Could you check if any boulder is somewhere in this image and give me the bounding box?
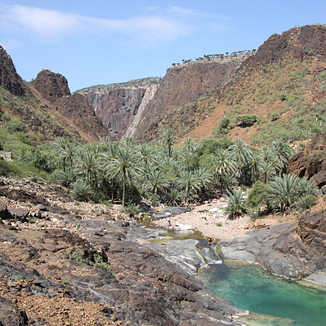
[7,208,29,222]
[0,200,10,219]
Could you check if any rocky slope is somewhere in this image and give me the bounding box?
[77,55,250,141]
[0,177,245,325]
[0,46,108,143]
[77,25,326,144]
[187,24,326,143]
[0,46,26,97]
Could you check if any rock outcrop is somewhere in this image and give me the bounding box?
[251,24,326,66]
[31,69,71,102]
[218,208,326,284]
[0,177,245,325]
[288,132,326,190]
[0,45,108,143]
[0,45,25,96]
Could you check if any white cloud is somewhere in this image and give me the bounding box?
[0,4,226,47]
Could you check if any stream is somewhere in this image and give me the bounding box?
[145,225,326,326]
[196,245,326,326]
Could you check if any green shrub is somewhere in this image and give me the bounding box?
[235,114,257,127]
[5,118,27,133]
[247,181,271,208]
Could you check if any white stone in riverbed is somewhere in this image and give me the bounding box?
[175,223,193,230]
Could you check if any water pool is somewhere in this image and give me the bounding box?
[197,260,326,326]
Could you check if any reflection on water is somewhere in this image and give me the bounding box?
[149,229,206,242]
[197,260,326,326]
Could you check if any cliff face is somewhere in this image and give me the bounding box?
[78,78,160,140]
[0,45,108,143]
[31,69,71,102]
[77,55,249,141]
[288,132,326,190]
[0,46,25,96]
[134,56,249,142]
[93,87,149,139]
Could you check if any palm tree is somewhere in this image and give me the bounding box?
[213,149,237,192]
[160,128,177,157]
[74,144,101,188]
[97,141,120,202]
[141,164,170,196]
[224,189,247,219]
[191,167,213,198]
[270,141,295,175]
[229,139,253,185]
[246,150,264,184]
[71,179,93,201]
[103,146,140,206]
[269,174,317,212]
[177,169,207,203]
[54,137,76,171]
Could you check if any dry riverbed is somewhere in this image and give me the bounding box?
[152,197,297,241]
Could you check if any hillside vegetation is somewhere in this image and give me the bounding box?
[159,25,326,144]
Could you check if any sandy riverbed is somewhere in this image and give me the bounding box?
[152,197,293,241]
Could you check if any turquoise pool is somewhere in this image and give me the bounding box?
[197,260,326,326]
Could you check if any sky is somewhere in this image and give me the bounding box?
[0,1,325,92]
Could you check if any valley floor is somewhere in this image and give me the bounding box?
[152,197,298,241]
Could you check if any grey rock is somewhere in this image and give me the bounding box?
[7,207,30,222]
[0,200,10,219]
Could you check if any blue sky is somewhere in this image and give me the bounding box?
[0,0,325,92]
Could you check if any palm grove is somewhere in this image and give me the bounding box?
[0,120,317,218]
[50,129,317,218]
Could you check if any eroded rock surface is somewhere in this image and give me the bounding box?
[218,209,326,284]
[0,177,244,325]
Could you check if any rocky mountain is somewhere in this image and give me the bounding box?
[0,46,26,97]
[78,78,160,140]
[77,54,251,141]
[0,47,108,143]
[288,131,326,190]
[77,24,326,145]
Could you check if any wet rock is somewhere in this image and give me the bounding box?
[35,204,48,211]
[159,207,191,216]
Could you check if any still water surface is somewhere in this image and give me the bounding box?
[197,260,326,326]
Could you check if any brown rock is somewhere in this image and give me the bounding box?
[288,132,326,187]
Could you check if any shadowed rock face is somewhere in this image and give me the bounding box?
[0,46,25,96]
